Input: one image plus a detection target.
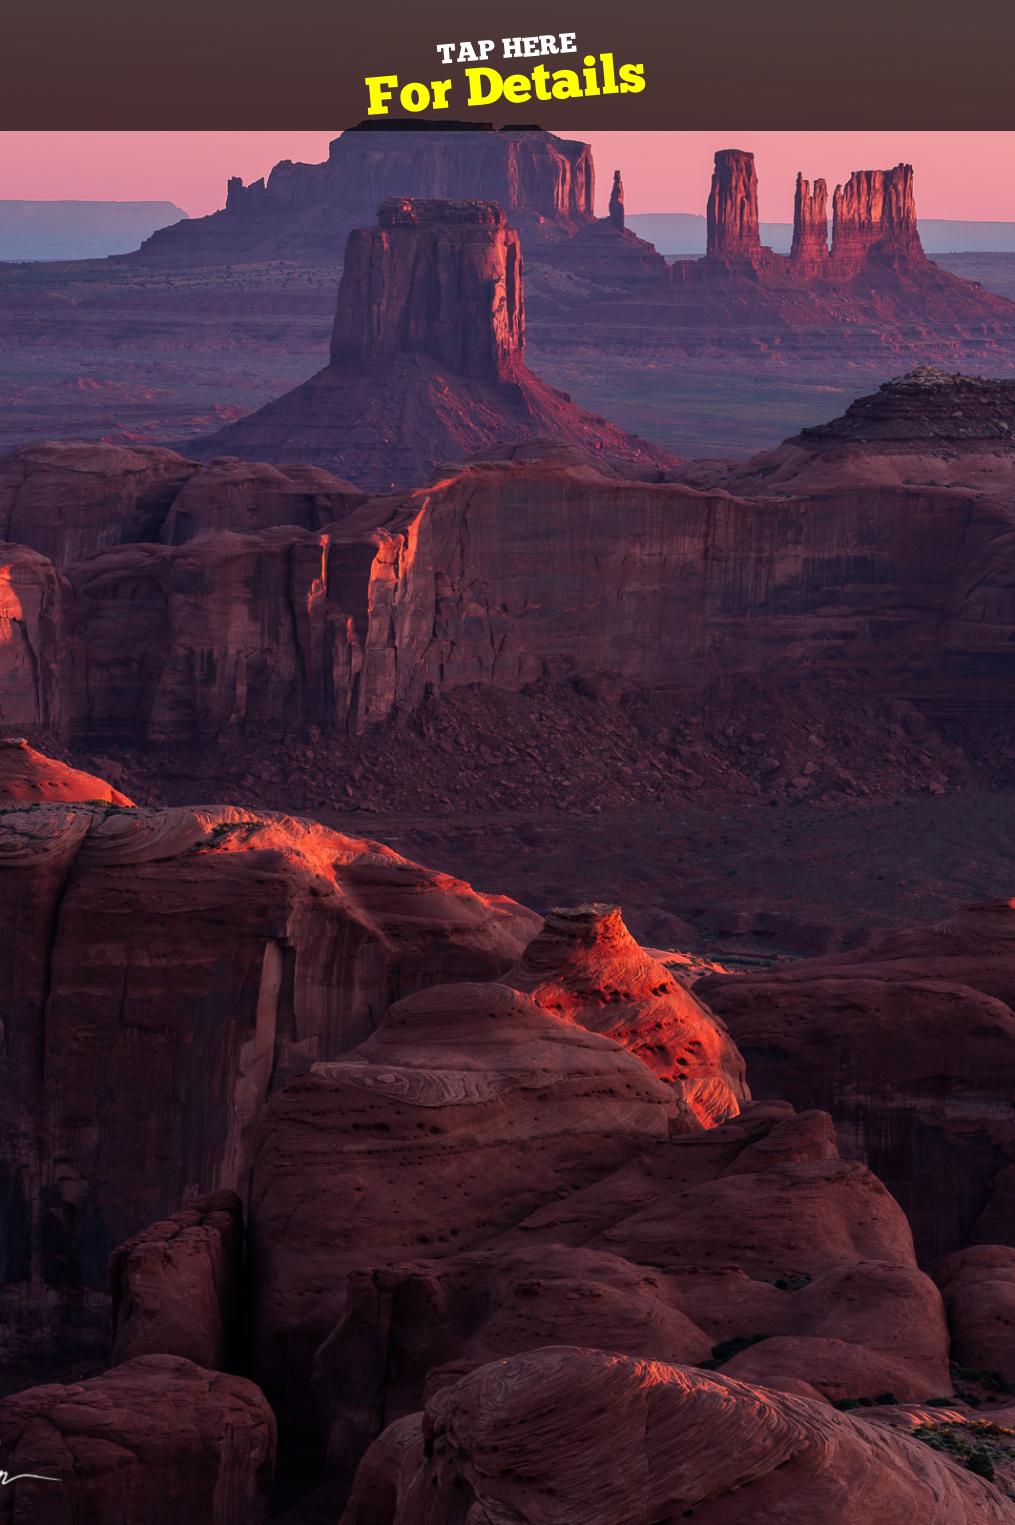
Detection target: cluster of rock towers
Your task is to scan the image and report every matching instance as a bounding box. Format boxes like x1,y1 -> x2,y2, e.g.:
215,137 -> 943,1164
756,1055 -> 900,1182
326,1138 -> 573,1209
706,147 -> 924,274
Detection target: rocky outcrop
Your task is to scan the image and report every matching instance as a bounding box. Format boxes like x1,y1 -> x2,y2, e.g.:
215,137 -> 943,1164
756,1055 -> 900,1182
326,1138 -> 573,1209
339,1348 -> 1012,1525
313,1100 -> 949,1499
190,198 -> 672,489
936,1245 -> 1015,1384
0,1355 -> 275,1524
135,123 -> 595,266
159,457 -> 365,543
706,149 -> 762,261
790,172 -> 829,272
0,802 -> 537,1355
504,903 -> 748,1124
609,170 -> 624,229
316,1245 -> 713,1500
250,981 -> 683,1415
0,441 -> 197,566
110,1190 -> 244,1368
831,164 -> 924,273
332,198 -> 524,383
4,370 -> 1011,746
0,736 -> 133,804
0,544 -> 65,730
698,900 -> 1015,1262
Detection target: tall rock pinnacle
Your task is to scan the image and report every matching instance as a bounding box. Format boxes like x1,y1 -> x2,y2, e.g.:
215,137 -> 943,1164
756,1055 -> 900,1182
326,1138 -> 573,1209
331,197 -> 524,385
609,171 -> 625,230
189,195 -> 672,489
830,164 -> 924,273
706,149 -> 761,261
790,173 -> 828,271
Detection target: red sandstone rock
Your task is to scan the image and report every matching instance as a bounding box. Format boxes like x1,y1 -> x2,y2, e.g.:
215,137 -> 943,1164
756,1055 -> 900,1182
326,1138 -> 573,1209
0,1355 -> 275,1524
159,456 -> 365,543
306,1099 -> 947,1510
11,369 -> 1015,750
936,1245 -> 1015,1384
0,440 -> 196,566
110,1189 -> 243,1368
831,163 -> 924,274
698,900 -> 1015,1262
334,198 -> 524,384
136,124 -> 595,267
0,736 -> 133,804
0,545 -> 66,731
790,172 -> 829,271
609,169 -> 625,229
190,198 -> 673,489
721,368 -> 1015,497
706,148 -> 762,262
0,803 -> 537,1358
249,981 -> 683,1415
504,902 -> 748,1124
339,1347 -> 1013,1524
316,1244 -> 712,1498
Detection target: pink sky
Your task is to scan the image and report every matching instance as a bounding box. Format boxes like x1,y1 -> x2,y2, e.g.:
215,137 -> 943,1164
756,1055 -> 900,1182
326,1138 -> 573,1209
0,132 -> 1013,222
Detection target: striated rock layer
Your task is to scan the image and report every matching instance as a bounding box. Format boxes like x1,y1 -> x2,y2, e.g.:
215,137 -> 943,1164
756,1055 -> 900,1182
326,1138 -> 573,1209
340,1348 -> 1012,1525
5,369 -> 1015,746
312,1099 -> 948,1499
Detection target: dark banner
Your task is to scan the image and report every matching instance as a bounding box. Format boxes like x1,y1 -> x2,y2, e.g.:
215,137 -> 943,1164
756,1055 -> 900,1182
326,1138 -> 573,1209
5,0 -> 1015,128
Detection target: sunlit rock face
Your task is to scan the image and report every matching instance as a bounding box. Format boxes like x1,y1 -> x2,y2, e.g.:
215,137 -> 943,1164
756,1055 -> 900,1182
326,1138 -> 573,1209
504,902 -> 749,1124
340,1347 -> 1012,1525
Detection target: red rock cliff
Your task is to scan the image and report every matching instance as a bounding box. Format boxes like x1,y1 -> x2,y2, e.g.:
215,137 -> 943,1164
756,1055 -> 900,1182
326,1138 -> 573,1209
331,198 -> 524,384
706,149 -> 761,261
831,163 -> 924,273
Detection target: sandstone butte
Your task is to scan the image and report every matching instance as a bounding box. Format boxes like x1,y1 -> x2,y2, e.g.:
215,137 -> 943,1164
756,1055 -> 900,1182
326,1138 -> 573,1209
132,122 -> 598,266
185,195 -> 675,489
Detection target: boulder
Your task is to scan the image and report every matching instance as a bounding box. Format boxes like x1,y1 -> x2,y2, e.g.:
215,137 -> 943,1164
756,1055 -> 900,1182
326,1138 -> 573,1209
0,1355 -> 274,1524
110,1190 -> 244,1369
339,1347 -> 1013,1524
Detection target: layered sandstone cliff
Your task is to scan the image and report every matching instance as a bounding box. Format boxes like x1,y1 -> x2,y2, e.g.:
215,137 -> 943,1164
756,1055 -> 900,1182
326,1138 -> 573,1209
3,370 -> 1015,745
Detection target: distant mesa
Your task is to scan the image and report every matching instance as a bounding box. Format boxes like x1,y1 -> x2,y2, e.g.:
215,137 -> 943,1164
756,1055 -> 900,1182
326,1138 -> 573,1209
187,195 -> 674,489
134,123 -> 595,266
0,200 -> 187,262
